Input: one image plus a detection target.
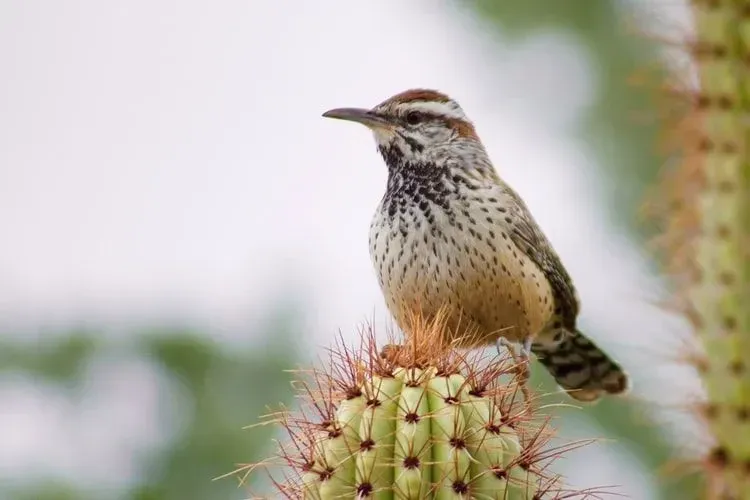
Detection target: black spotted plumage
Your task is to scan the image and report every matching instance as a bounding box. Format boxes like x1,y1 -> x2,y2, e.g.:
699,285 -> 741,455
378,144 -> 455,226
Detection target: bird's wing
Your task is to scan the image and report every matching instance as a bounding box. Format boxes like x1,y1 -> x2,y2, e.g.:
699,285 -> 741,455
499,183 -> 580,328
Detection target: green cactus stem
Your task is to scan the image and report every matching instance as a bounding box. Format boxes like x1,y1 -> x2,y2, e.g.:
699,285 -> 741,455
245,313 -> 604,499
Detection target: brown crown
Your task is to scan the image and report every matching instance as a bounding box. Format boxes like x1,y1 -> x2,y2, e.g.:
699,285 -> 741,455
379,88 -> 452,106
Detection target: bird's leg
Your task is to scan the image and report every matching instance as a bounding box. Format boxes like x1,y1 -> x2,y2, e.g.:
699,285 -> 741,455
520,336 -> 533,372
496,337 -> 531,384
496,337 -> 532,410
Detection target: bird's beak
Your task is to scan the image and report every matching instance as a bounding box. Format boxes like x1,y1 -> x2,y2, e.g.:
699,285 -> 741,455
322,107 -> 391,129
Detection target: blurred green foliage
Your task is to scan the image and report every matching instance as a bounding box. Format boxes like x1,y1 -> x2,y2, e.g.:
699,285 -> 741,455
463,0 -> 665,238
0,307 -> 301,500
0,332 -> 97,386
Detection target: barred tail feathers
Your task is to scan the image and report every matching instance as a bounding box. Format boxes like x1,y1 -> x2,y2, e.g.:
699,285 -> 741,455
532,329 -> 629,402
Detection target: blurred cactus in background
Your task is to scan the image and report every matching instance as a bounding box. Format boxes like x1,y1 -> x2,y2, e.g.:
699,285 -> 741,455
647,1 -> 750,497
246,314 -> 602,499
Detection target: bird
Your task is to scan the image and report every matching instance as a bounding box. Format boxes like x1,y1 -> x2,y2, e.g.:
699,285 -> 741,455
322,88 -> 629,402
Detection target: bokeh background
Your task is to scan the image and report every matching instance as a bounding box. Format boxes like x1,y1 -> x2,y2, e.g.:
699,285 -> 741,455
1,1 -> 703,499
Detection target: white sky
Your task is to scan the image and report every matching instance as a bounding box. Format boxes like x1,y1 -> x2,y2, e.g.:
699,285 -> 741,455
0,0 -> 695,498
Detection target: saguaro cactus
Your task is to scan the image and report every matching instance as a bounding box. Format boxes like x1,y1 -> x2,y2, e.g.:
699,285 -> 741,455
243,313 -> 600,499
649,1 -> 750,497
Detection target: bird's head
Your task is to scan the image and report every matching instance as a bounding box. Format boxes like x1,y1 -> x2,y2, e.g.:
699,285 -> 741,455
322,89 -> 483,169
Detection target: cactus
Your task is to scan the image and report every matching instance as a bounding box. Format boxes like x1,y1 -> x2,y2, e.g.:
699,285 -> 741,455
648,0 -> 750,497
241,312 -> 604,499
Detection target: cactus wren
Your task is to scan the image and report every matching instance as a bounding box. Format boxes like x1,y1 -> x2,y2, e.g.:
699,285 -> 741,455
322,89 -> 629,402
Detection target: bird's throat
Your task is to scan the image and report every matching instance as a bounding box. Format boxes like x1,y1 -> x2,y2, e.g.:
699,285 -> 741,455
378,144 -> 454,220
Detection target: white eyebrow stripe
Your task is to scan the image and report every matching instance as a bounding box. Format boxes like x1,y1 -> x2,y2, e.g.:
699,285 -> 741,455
397,101 -> 468,121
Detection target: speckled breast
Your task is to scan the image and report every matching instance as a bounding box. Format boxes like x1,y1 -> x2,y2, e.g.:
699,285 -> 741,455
368,193 -> 555,346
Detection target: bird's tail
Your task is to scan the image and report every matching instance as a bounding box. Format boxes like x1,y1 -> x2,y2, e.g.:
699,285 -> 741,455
531,329 -> 629,402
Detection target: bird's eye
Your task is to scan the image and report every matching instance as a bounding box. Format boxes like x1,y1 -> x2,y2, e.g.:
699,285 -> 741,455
405,111 -> 422,125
